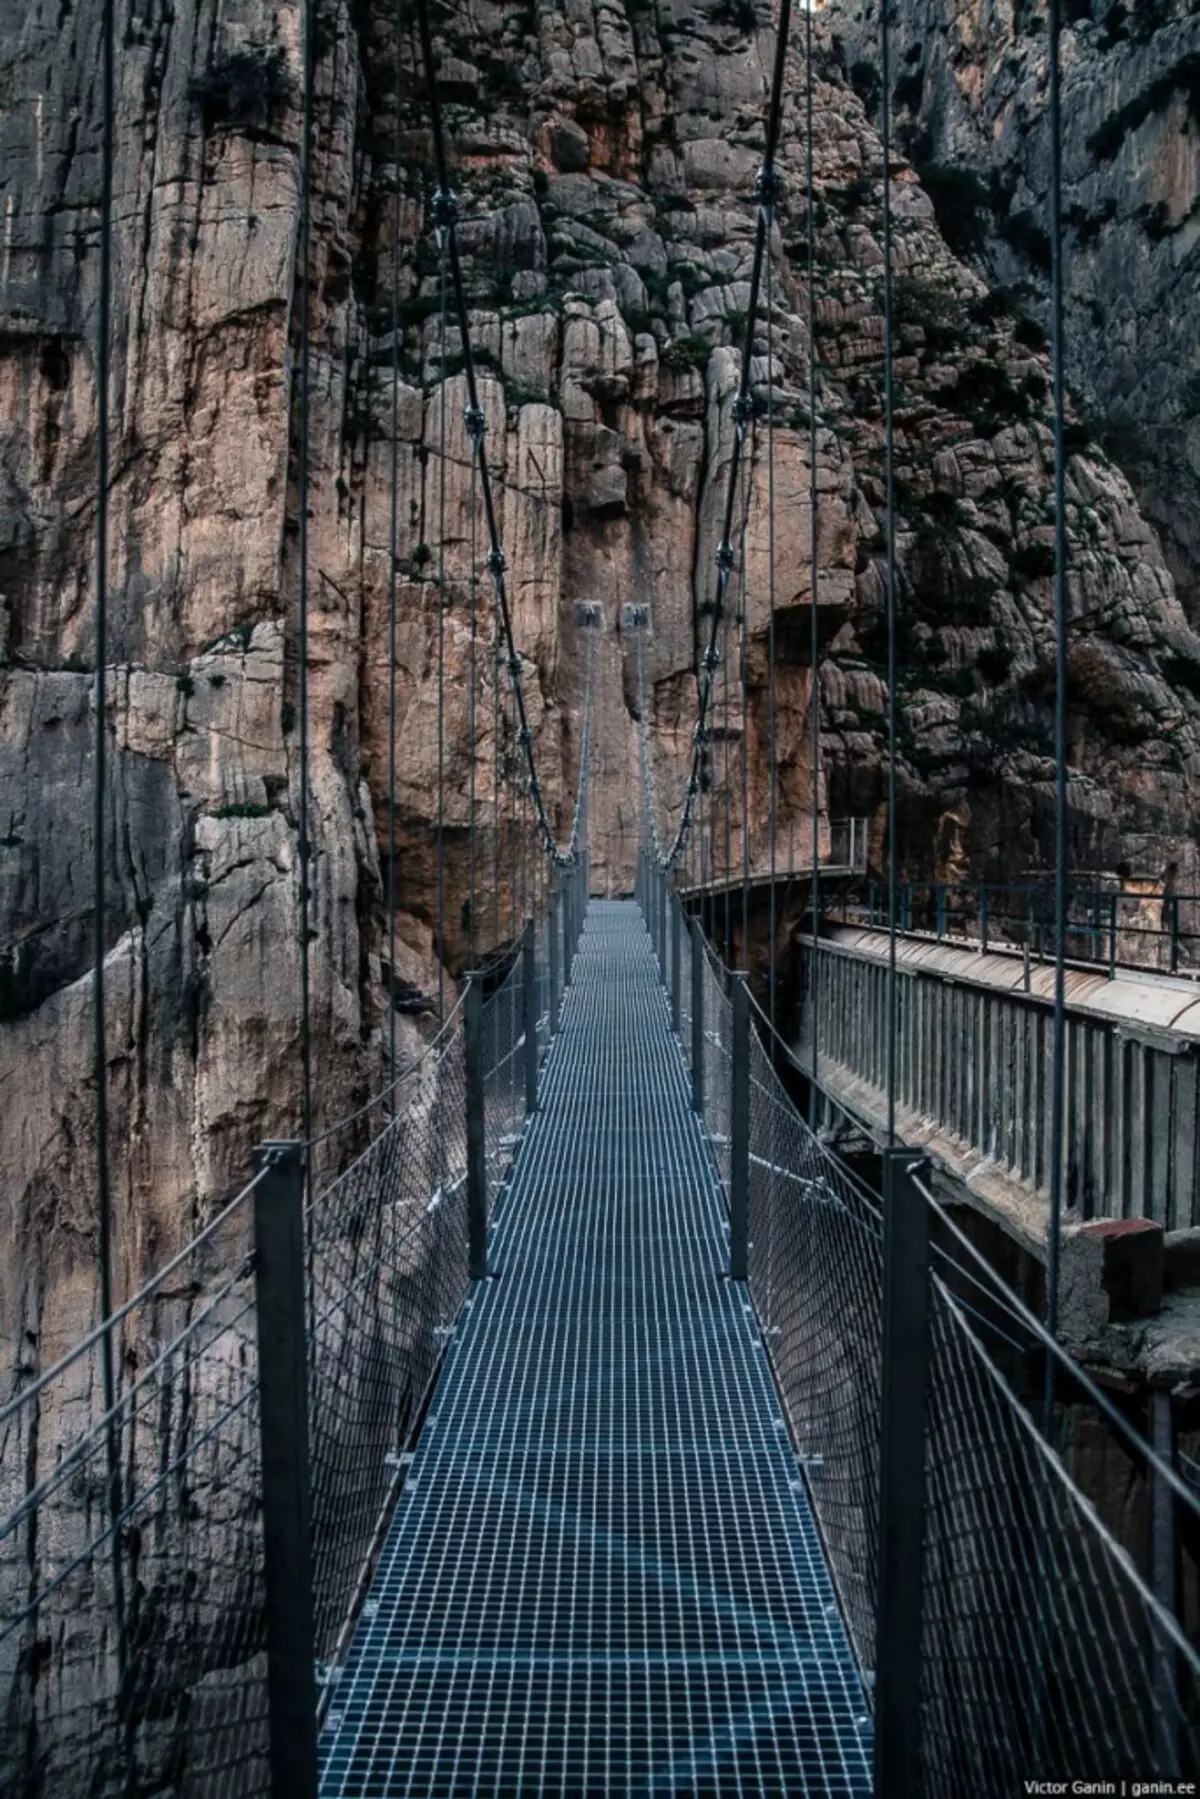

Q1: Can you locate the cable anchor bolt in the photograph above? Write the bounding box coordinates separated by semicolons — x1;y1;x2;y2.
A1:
487;548;507;577
464;403;486;445
715;540;735;574
432;186;458;229
731;392;754;435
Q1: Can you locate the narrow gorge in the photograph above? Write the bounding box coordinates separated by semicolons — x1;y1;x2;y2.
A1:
3;0;1199;1349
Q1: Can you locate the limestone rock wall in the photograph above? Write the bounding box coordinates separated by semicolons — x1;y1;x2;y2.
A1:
824;0;1200;620
3;0;1200;1351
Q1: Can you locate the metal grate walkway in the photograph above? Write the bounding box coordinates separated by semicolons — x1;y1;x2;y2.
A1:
319;901;872;1796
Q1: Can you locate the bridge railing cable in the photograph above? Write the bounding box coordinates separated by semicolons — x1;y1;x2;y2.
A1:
0;1174;272;1797
0;866;587;1794
638;857;1200;1785
412;0;591;875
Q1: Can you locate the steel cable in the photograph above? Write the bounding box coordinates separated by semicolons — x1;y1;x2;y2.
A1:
92;0;126;1684
436;230;448;1018
880;0;899;1146
634;0;795;874
387;0;403;1105
806;0;821;1120
413;0;585;872
298;0;314;1152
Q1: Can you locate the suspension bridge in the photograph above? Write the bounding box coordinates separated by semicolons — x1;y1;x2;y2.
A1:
3;0;1200;1793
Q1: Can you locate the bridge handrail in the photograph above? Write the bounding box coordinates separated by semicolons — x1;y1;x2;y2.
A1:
0;867;585;1798
646;858;1200;1783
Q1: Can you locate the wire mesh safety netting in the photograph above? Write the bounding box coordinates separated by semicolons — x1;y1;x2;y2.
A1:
481;955;526;1226
674;892;694;1073
0;1179;271;1799
645;873;1200;1791
700;942;734;1199
0;895;572;1798
744;1024;884;1676
307;1020;471;1681
917;1199;1200;1790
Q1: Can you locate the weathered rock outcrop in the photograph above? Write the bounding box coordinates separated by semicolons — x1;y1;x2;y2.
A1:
825;0;1200;620
3;0;1200;1349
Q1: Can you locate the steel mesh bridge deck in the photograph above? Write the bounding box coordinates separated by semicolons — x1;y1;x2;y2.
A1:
319;901;872;1796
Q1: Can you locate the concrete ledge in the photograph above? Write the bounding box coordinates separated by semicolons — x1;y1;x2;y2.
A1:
1062;1218;1163;1337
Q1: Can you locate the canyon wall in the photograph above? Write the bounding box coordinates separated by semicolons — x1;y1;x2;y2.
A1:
3;0;1200;1351
825;0;1200;619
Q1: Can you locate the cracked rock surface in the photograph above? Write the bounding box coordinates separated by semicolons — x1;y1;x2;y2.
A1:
826;0;1200;621
3;0;1200;1356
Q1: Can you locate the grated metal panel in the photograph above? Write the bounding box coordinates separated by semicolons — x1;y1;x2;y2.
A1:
319;901;872;1796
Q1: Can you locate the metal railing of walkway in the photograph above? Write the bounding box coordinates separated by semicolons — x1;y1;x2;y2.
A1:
3;854;1199;1796
319;900;872;1796
638;849;1200;1794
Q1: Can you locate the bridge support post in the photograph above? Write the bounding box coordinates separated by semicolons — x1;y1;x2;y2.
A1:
465;975;488;1280
730;975;750;1281
252;1140;319;1799
691;917;705;1116
523;919;538;1116
1151;1388;1180;1774
549;891;561;1034
874;1147;930;1799
671;890;682;1035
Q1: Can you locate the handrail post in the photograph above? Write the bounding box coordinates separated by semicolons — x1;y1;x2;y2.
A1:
522;919;538;1116
874;1147;930;1799
549;890;561;1033
691;916;705;1116
729;974;750;1280
671;888;682;1034
465;974;488;1279
252;1140;318;1799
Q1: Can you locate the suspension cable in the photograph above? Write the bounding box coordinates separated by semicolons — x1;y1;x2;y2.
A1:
739;438;750;963
298;0;314;1153
387;0;403;1106
767;192;779;1037
806;0;821;1123
414;0;583;871
722;539;732;968
629;0;795;874
436;228;448;1018
468;404;479;966
1045;0;1069;1434
492;616;500;943
881;0;899;1147
94;0;127;1686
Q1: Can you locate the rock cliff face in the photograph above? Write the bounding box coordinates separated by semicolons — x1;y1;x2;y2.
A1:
825;0;1200;620
4;0;1200;1343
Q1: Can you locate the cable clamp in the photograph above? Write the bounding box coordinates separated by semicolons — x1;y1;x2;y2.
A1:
702;644;722;671
731;392;753;432
507;653;523;682
715;541;735;574
487;548;507;577
433;186;458;227
754;166;782;210
464;403;486;444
